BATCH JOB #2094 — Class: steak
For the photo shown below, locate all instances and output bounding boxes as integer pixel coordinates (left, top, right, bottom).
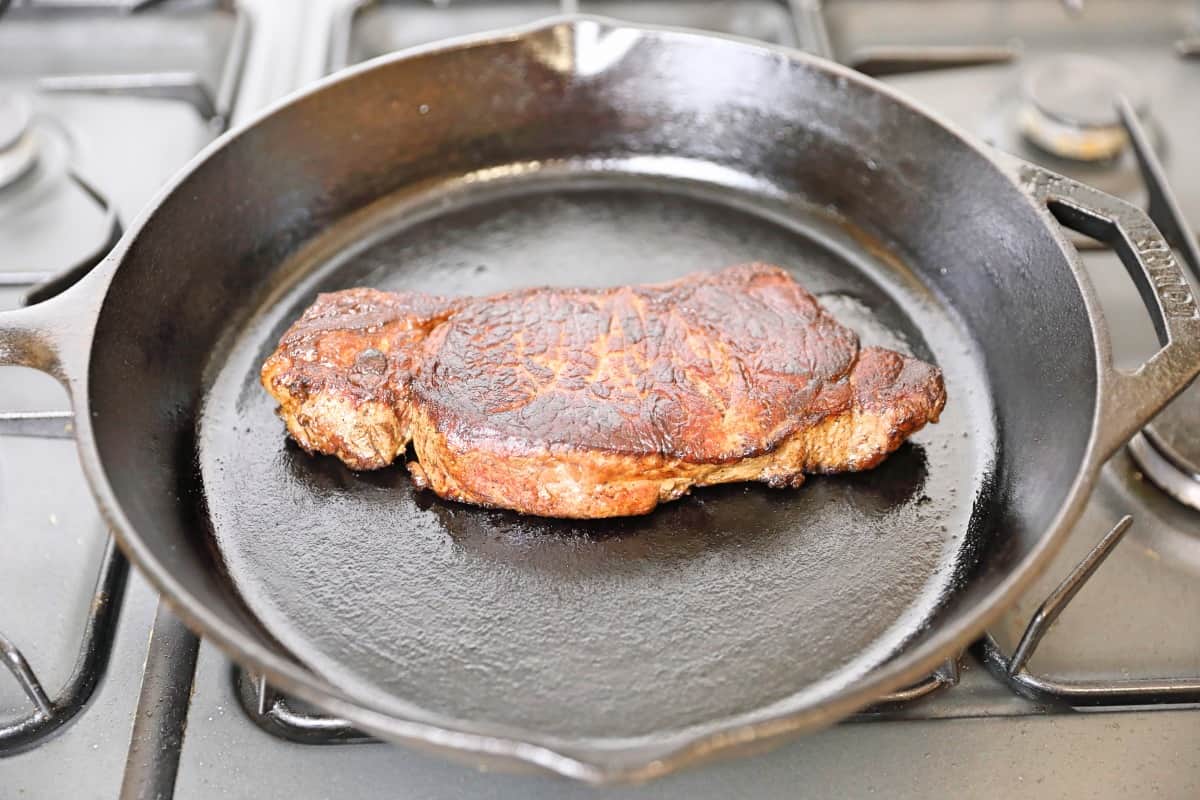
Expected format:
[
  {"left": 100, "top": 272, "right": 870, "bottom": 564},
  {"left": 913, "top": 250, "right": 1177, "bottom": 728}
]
[{"left": 261, "top": 264, "right": 946, "bottom": 518}]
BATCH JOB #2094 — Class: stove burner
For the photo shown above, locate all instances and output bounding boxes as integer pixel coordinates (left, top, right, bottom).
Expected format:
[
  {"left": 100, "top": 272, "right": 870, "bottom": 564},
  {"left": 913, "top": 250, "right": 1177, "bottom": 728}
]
[
  {"left": 0, "top": 93, "right": 38, "bottom": 189},
  {"left": 1131, "top": 391, "right": 1200, "bottom": 511},
  {"left": 1019, "top": 55, "right": 1147, "bottom": 162},
  {"left": 1111, "top": 83, "right": 1200, "bottom": 514}
]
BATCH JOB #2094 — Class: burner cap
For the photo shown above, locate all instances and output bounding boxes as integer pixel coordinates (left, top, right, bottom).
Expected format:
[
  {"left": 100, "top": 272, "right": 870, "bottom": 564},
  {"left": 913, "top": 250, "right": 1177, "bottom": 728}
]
[
  {"left": 0, "top": 93, "right": 39, "bottom": 188},
  {"left": 1131, "top": 384, "right": 1200, "bottom": 511},
  {"left": 1019, "top": 54, "right": 1148, "bottom": 162}
]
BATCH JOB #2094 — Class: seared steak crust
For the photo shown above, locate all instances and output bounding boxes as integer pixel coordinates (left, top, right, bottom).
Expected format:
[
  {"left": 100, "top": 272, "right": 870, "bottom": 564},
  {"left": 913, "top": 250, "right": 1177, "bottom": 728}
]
[
  {"left": 261, "top": 264, "right": 946, "bottom": 518},
  {"left": 259, "top": 288, "right": 461, "bottom": 471}
]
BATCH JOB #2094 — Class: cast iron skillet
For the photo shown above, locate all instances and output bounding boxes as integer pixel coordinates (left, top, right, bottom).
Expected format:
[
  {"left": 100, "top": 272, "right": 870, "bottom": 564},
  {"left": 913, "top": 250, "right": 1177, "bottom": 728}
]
[{"left": 1, "top": 18, "right": 1198, "bottom": 784}]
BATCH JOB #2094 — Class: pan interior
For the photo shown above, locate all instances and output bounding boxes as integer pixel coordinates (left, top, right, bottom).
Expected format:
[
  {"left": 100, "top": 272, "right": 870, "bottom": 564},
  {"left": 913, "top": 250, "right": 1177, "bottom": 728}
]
[{"left": 198, "top": 167, "right": 996, "bottom": 745}]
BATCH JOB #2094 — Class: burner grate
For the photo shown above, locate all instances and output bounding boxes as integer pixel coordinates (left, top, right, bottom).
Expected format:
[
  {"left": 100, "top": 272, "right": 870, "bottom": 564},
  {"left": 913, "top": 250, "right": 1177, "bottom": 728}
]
[
  {"left": 0, "top": 171, "right": 123, "bottom": 756},
  {"left": 979, "top": 516, "right": 1200, "bottom": 707},
  {"left": 0, "top": 537, "right": 128, "bottom": 754},
  {"left": 0, "top": 169, "right": 122, "bottom": 294},
  {"left": 0, "top": 0, "right": 249, "bottom": 768}
]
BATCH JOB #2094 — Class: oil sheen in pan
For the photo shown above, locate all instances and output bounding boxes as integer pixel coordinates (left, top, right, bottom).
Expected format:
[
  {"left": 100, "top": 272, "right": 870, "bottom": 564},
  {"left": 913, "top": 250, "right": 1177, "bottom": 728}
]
[{"left": 198, "top": 165, "right": 997, "bottom": 743}]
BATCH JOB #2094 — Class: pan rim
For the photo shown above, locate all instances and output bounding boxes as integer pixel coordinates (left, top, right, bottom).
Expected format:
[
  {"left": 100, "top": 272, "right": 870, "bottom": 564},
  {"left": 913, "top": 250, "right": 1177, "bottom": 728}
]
[{"left": 67, "top": 14, "right": 1111, "bottom": 783}]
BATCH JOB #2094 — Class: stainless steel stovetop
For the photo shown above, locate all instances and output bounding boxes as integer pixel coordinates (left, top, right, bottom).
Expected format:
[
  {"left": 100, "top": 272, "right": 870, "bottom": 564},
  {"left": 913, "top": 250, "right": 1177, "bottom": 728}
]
[{"left": 1, "top": 2, "right": 1198, "bottom": 798}]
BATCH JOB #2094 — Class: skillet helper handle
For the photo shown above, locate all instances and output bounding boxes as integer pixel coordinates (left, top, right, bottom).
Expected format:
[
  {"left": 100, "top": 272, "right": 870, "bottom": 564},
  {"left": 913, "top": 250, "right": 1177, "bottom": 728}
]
[{"left": 1012, "top": 160, "right": 1200, "bottom": 459}]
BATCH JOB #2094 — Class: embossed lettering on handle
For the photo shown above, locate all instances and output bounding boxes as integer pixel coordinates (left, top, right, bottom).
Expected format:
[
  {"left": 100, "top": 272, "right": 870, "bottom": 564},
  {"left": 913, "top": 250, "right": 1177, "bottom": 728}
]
[{"left": 1128, "top": 229, "right": 1197, "bottom": 319}]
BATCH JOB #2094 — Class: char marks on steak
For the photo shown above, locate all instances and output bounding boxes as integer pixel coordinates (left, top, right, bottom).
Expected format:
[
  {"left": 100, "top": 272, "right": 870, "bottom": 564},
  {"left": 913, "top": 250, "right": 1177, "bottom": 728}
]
[{"left": 261, "top": 264, "right": 946, "bottom": 518}]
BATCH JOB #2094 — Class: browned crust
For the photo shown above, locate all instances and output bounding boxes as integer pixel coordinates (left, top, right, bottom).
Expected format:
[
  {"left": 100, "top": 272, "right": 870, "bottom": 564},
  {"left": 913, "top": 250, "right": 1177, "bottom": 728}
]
[
  {"left": 413, "top": 263, "right": 862, "bottom": 463},
  {"left": 259, "top": 288, "right": 460, "bottom": 470},
  {"left": 260, "top": 266, "right": 947, "bottom": 518},
  {"left": 405, "top": 347, "right": 945, "bottom": 518}
]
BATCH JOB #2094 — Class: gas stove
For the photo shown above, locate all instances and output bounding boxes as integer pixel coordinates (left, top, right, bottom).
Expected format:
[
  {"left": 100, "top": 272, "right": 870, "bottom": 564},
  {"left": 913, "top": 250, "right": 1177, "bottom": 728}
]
[{"left": 1, "top": 1, "right": 1198, "bottom": 798}]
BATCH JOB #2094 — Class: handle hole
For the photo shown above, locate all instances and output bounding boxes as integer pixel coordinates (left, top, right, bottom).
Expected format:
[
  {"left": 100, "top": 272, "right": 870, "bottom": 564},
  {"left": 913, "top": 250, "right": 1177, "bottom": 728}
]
[
  {"left": 1046, "top": 200, "right": 1163, "bottom": 370},
  {"left": 1051, "top": 196, "right": 1171, "bottom": 347}
]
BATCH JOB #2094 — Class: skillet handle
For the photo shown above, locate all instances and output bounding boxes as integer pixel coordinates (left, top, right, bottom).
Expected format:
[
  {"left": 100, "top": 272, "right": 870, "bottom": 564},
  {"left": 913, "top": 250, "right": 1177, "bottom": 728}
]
[
  {"left": 0, "top": 261, "right": 106, "bottom": 387},
  {"left": 0, "top": 288, "right": 98, "bottom": 437},
  {"left": 1005, "top": 156, "right": 1200, "bottom": 460},
  {"left": 0, "top": 292, "right": 57, "bottom": 373}
]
